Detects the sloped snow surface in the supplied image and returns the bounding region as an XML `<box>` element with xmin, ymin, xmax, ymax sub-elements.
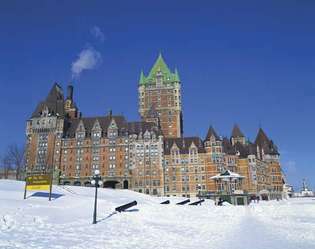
<box><xmin>0</xmin><ymin>180</ymin><xmax>314</xmax><ymax>249</ymax></box>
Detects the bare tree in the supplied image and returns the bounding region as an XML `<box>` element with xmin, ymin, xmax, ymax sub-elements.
<box><xmin>7</xmin><ymin>144</ymin><xmax>25</xmax><ymax>180</ymax></box>
<box><xmin>0</xmin><ymin>144</ymin><xmax>25</xmax><ymax>180</ymax></box>
<box><xmin>0</xmin><ymin>153</ymin><xmax>13</xmax><ymax>179</ymax></box>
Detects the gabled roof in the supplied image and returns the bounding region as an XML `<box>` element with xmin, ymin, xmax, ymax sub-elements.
<box><xmin>64</xmin><ymin>114</ymin><xmax>161</xmax><ymax>138</ymax></box>
<box><xmin>64</xmin><ymin>115</ymin><xmax>127</xmax><ymax>138</ymax></box>
<box><xmin>205</xmin><ymin>125</ymin><xmax>220</xmax><ymax>141</ymax></box>
<box><xmin>164</xmin><ymin>137</ymin><xmax>205</xmax><ymax>155</ymax></box>
<box><xmin>231</xmin><ymin>124</ymin><xmax>245</xmax><ymax>138</ymax></box>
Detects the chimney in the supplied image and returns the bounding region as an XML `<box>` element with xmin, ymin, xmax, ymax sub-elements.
<box><xmin>67</xmin><ymin>85</ymin><xmax>74</xmax><ymax>100</ymax></box>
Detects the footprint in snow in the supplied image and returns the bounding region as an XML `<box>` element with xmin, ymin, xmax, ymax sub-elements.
<box><xmin>1</xmin><ymin>215</ymin><xmax>15</xmax><ymax>231</ymax></box>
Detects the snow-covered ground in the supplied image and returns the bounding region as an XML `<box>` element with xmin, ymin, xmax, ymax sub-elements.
<box><xmin>0</xmin><ymin>180</ymin><xmax>314</xmax><ymax>249</ymax></box>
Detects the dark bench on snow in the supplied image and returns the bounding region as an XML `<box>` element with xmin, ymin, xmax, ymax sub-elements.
<box><xmin>217</xmin><ymin>199</ymin><xmax>224</xmax><ymax>206</ymax></box>
<box><xmin>189</xmin><ymin>199</ymin><xmax>205</xmax><ymax>206</ymax></box>
<box><xmin>160</xmin><ymin>200</ymin><xmax>170</xmax><ymax>204</ymax></box>
<box><xmin>115</xmin><ymin>201</ymin><xmax>137</xmax><ymax>212</ymax></box>
<box><xmin>176</xmin><ymin>199</ymin><xmax>190</xmax><ymax>205</ymax></box>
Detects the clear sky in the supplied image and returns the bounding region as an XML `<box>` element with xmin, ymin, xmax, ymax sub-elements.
<box><xmin>0</xmin><ymin>0</ymin><xmax>314</xmax><ymax>190</ymax></box>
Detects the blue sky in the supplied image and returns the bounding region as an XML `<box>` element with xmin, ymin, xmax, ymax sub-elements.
<box><xmin>0</xmin><ymin>0</ymin><xmax>314</xmax><ymax>190</ymax></box>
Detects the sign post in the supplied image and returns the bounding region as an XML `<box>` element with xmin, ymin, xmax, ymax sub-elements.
<box><xmin>49</xmin><ymin>171</ymin><xmax>53</xmax><ymax>201</ymax></box>
<box><xmin>24</xmin><ymin>173</ymin><xmax>53</xmax><ymax>201</ymax></box>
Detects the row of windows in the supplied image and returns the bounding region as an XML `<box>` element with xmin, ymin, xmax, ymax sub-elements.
<box><xmin>38</xmin><ymin>142</ymin><xmax>48</xmax><ymax>147</ymax></box>
<box><xmin>63</xmin><ymin>154</ymin><xmax>130</xmax><ymax>162</ymax></box>
<box><xmin>63</xmin><ymin>146</ymin><xmax>129</xmax><ymax>154</ymax></box>
<box><xmin>65</xmin><ymin>138</ymin><xmax>130</xmax><ymax>146</ymax></box>
<box><xmin>137</xmin><ymin>170</ymin><xmax>157</xmax><ymax>176</ymax></box>
<box><xmin>134</xmin><ymin>180</ymin><xmax>160</xmax><ymax>187</ymax></box>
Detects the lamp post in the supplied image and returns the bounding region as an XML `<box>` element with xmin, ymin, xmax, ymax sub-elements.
<box><xmin>197</xmin><ymin>183</ymin><xmax>201</xmax><ymax>199</ymax></box>
<box><xmin>91</xmin><ymin>169</ymin><xmax>103</xmax><ymax>224</ymax></box>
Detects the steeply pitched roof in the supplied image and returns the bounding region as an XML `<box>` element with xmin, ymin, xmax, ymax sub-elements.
<box><xmin>231</xmin><ymin>124</ymin><xmax>245</xmax><ymax>138</ymax></box>
<box><xmin>139</xmin><ymin>53</ymin><xmax>180</xmax><ymax>86</ymax></box>
<box><xmin>205</xmin><ymin>126</ymin><xmax>220</xmax><ymax>141</ymax></box>
<box><xmin>31</xmin><ymin>83</ymin><xmax>65</xmax><ymax>118</ymax></box>
<box><xmin>64</xmin><ymin>115</ymin><xmax>126</xmax><ymax>138</ymax></box>
<box><xmin>254</xmin><ymin>128</ymin><xmax>279</xmax><ymax>156</ymax></box>
<box><xmin>139</xmin><ymin>70</ymin><xmax>146</xmax><ymax>85</ymax></box>
<box><xmin>164</xmin><ymin>137</ymin><xmax>205</xmax><ymax>155</ymax></box>
<box><xmin>268</xmin><ymin>140</ymin><xmax>279</xmax><ymax>155</ymax></box>
<box><xmin>64</xmin><ymin>115</ymin><xmax>161</xmax><ymax>138</ymax></box>
<box><xmin>127</xmin><ymin>121</ymin><xmax>162</xmax><ymax>136</ymax></box>
<box><xmin>174</xmin><ymin>68</ymin><xmax>180</xmax><ymax>81</ymax></box>
<box><xmin>46</xmin><ymin>83</ymin><xmax>64</xmax><ymax>102</ymax></box>
<box><xmin>222</xmin><ymin>137</ymin><xmax>236</xmax><ymax>155</ymax></box>
<box><xmin>148</xmin><ymin>53</ymin><xmax>171</xmax><ymax>79</ymax></box>
<box><xmin>255</xmin><ymin>128</ymin><xmax>269</xmax><ymax>145</ymax></box>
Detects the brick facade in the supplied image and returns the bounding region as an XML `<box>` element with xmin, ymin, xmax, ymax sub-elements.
<box><xmin>25</xmin><ymin>55</ymin><xmax>284</xmax><ymax>200</ymax></box>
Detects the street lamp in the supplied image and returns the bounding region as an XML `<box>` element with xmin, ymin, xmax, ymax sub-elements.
<box><xmin>91</xmin><ymin>169</ymin><xmax>103</xmax><ymax>224</ymax></box>
<box><xmin>197</xmin><ymin>183</ymin><xmax>202</xmax><ymax>199</ymax></box>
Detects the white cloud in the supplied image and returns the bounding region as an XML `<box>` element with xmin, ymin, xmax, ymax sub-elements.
<box><xmin>71</xmin><ymin>47</ymin><xmax>102</xmax><ymax>79</ymax></box>
<box><xmin>90</xmin><ymin>26</ymin><xmax>105</xmax><ymax>42</ymax></box>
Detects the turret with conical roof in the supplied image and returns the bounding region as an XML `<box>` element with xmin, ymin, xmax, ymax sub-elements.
<box><xmin>255</xmin><ymin>128</ymin><xmax>280</xmax><ymax>160</ymax></box>
<box><xmin>138</xmin><ymin>53</ymin><xmax>183</xmax><ymax>138</ymax></box>
<box><xmin>255</xmin><ymin>128</ymin><xmax>269</xmax><ymax>146</ymax></box>
<box><xmin>231</xmin><ymin>124</ymin><xmax>246</xmax><ymax>145</ymax></box>
<box><xmin>205</xmin><ymin>125</ymin><xmax>220</xmax><ymax>141</ymax></box>
<box><xmin>139</xmin><ymin>70</ymin><xmax>146</xmax><ymax>85</ymax></box>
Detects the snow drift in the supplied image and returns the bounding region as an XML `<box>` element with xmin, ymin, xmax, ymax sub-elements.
<box><xmin>0</xmin><ymin>180</ymin><xmax>314</xmax><ymax>249</ymax></box>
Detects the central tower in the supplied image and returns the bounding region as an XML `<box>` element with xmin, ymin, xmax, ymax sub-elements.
<box><xmin>138</xmin><ymin>53</ymin><xmax>183</xmax><ymax>138</ymax></box>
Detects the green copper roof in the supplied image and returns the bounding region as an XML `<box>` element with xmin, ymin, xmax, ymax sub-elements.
<box><xmin>147</xmin><ymin>53</ymin><xmax>171</xmax><ymax>79</ymax></box>
<box><xmin>174</xmin><ymin>68</ymin><xmax>180</xmax><ymax>81</ymax></box>
<box><xmin>139</xmin><ymin>53</ymin><xmax>180</xmax><ymax>86</ymax></box>
<box><xmin>139</xmin><ymin>70</ymin><xmax>146</xmax><ymax>85</ymax></box>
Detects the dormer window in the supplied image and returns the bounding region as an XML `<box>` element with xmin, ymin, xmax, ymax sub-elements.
<box><xmin>76</xmin><ymin>132</ymin><xmax>85</xmax><ymax>139</ymax></box>
<box><xmin>156</xmin><ymin>71</ymin><xmax>163</xmax><ymax>86</ymax></box>
<box><xmin>93</xmin><ymin>132</ymin><xmax>101</xmax><ymax>138</ymax></box>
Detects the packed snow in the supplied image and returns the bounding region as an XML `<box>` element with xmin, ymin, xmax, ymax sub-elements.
<box><xmin>0</xmin><ymin>180</ymin><xmax>314</xmax><ymax>249</ymax></box>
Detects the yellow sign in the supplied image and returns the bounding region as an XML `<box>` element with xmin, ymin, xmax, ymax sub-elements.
<box><xmin>26</xmin><ymin>184</ymin><xmax>50</xmax><ymax>191</ymax></box>
<box><xmin>26</xmin><ymin>175</ymin><xmax>51</xmax><ymax>191</ymax></box>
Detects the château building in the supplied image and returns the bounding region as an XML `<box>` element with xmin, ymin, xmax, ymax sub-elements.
<box><xmin>25</xmin><ymin>54</ymin><xmax>284</xmax><ymax>200</ymax></box>
<box><xmin>139</xmin><ymin>53</ymin><xmax>183</xmax><ymax>138</ymax></box>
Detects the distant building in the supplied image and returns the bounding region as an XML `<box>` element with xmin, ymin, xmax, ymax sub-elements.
<box><xmin>294</xmin><ymin>179</ymin><xmax>313</xmax><ymax>197</ymax></box>
<box><xmin>25</xmin><ymin>54</ymin><xmax>285</xmax><ymax>199</ymax></box>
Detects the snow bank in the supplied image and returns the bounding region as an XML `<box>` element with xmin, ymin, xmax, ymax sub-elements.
<box><xmin>0</xmin><ymin>180</ymin><xmax>314</xmax><ymax>249</ymax></box>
